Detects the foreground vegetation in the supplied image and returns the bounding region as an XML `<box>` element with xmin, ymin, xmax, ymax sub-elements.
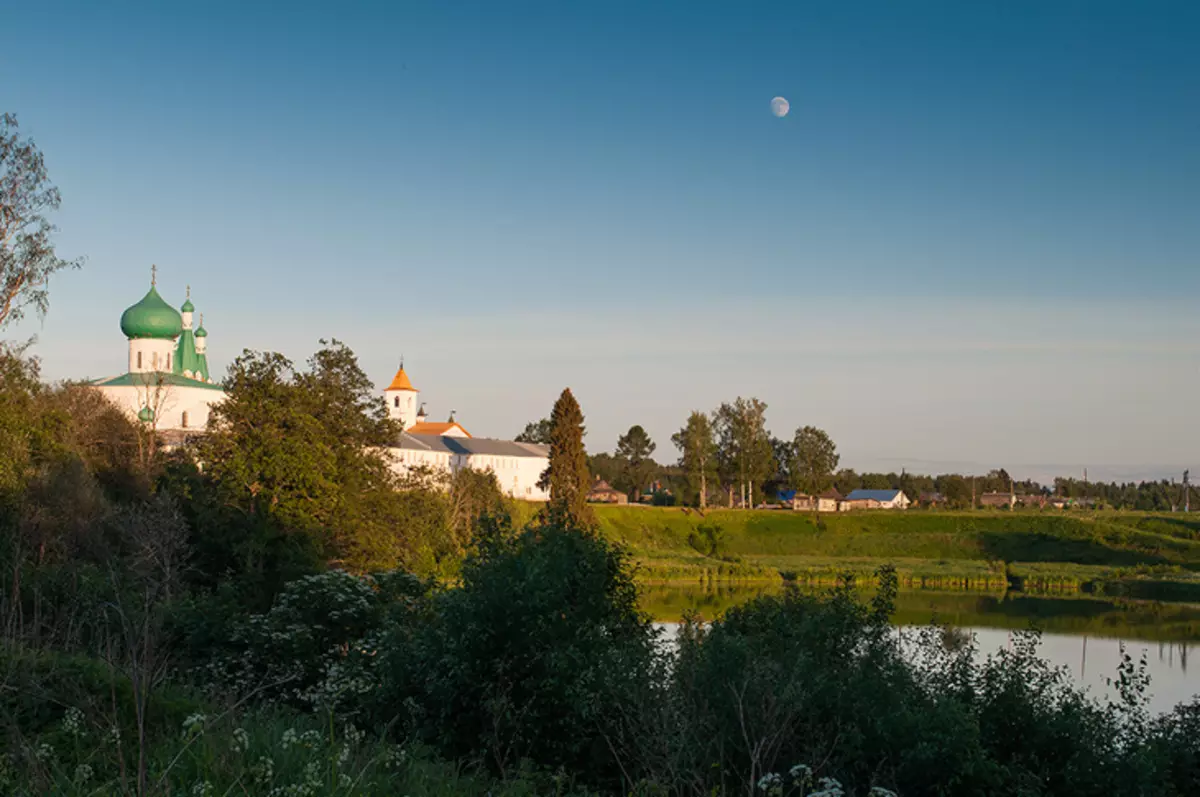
<box><xmin>5</xmin><ymin>525</ymin><xmax>1200</xmax><ymax>796</ymax></box>
<box><xmin>594</xmin><ymin>506</ymin><xmax>1200</xmax><ymax>597</ymax></box>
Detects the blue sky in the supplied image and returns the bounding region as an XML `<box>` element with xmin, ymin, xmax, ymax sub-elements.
<box><xmin>3</xmin><ymin>1</ymin><xmax>1198</xmax><ymax>481</ymax></box>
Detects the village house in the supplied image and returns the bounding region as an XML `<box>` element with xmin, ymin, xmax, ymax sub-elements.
<box><xmin>841</xmin><ymin>489</ymin><xmax>911</xmax><ymax>510</ymax></box>
<box><xmin>791</xmin><ymin>488</ymin><xmax>843</xmax><ymax>513</ymax></box>
<box><xmin>588</xmin><ymin>478</ymin><xmax>628</xmax><ymax>505</ymax></box>
<box><xmin>980</xmin><ymin>492</ymin><xmax>1050</xmax><ymax>509</ymax></box>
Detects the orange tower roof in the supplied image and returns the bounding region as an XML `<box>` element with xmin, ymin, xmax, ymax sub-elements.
<box><xmin>386</xmin><ymin>366</ymin><xmax>416</xmax><ymax>392</ymax></box>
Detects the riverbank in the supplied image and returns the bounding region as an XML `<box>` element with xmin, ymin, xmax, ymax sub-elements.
<box><xmin>594</xmin><ymin>505</ymin><xmax>1200</xmax><ymax>599</ymax></box>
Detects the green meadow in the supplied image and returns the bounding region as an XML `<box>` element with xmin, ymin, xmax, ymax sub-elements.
<box><xmin>593</xmin><ymin>506</ymin><xmax>1200</xmax><ymax>598</ymax></box>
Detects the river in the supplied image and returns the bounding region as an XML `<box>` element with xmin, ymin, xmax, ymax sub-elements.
<box><xmin>642</xmin><ymin>583</ymin><xmax>1200</xmax><ymax>715</ymax></box>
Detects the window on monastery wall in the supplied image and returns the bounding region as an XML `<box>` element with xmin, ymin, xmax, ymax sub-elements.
<box><xmin>394</xmin><ymin>396</ymin><xmax>399</xmax><ymax>408</ymax></box>
<box><xmin>137</xmin><ymin>352</ymin><xmax>143</xmax><ymax>369</ymax></box>
<box><xmin>181</xmin><ymin>411</ymin><xmax>189</xmax><ymax>429</ymax></box>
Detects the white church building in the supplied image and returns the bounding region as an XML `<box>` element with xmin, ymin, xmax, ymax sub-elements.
<box><xmin>381</xmin><ymin>363</ymin><xmax>551</xmax><ymax>502</ymax></box>
<box><xmin>90</xmin><ymin>272</ymin><xmax>548</xmax><ymax>501</ymax></box>
<box><xmin>92</xmin><ymin>269</ymin><xmax>226</xmax><ymax>433</ymax></box>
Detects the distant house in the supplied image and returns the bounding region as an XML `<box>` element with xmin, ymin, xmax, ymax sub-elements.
<box><xmin>588</xmin><ymin>478</ymin><xmax>628</xmax><ymax>505</ymax></box>
<box><xmin>919</xmin><ymin>491</ymin><xmax>947</xmax><ymax>507</ymax></box>
<box><xmin>982</xmin><ymin>492</ymin><xmax>1050</xmax><ymax>509</ymax></box>
<box><xmin>792</xmin><ymin>488</ymin><xmax>843</xmax><ymax>513</ymax></box>
<box><xmin>842</xmin><ymin>489</ymin><xmax>910</xmax><ymax>510</ymax></box>
<box><xmin>979</xmin><ymin>492</ymin><xmax>1014</xmax><ymax>509</ymax></box>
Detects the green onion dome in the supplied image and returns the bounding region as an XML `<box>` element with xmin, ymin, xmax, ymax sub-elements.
<box><xmin>120</xmin><ymin>286</ymin><xmax>183</xmax><ymax>340</ymax></box>
<box><xmin>194</xmin><ymin>322</ymin><xmax>207</xmax><ymax>338</ymax></box>
<box><xmin>137</xmin><ymin>406</ymin><xmax>155</xmax><ymax>423</ymax></box>
<box><xmin>181</xmin><ymin>297</ymin><xmax>194</xmax><ymax>313</ymax></box>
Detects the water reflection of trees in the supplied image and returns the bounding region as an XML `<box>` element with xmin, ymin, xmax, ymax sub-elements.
<box><xmin>639</xmin><ymin>582</ymin><xmax>1200</xmax><ymax>643</ymax></box>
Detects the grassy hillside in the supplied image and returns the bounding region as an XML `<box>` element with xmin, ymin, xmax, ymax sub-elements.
<box><xmin>593</xmin><ymin>506</ymin><xmax>1200</xmax><ymax>596</ymax></box>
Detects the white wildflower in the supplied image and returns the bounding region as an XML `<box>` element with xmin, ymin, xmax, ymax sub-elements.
<box><xmin>33</xmin><ymin>742</ymin><xmax>53</xmax><ymax>763</ymax></box>
<box><xmin>304</xmin><ymin>759</ymin><xmax>322</xmax><ymax>787</ymax></box>
<box><xmin>250</xmin><ymin>756</ymin><xmax>275</xmax><ymax>784</ymax></box>
<box><xmin>300</xmin><ymin>729</ymin><xmax>322</xmax><ymax>749</ymax></box>
<box><xmin>281</xmin><ymin>728</ymin><xmax>298</xmax><ymax>749</ymax></box>
<box><xmin>181</xmin><ymin>713</ymin><xmax>207</xmax><ymax>738</ymax></box>
<box><xmin>106</xmin><ymin>725</ymin><xmax>122</xmax><ymax>745</ymax></box>
<box><xmin>790</xmin><ymin>764</ymin><xmax>813</xmax><ymax>782</ymax></box>
<box><xmin>62</xmin><ymin>707</ymin><xmax>85</xmax><ymax>738</ymax></box>
<box><xmin>191</xmin><ymin>782</ymin><xmax>214</xmax><ymax>797</ymax></box>
<box><xmin>342</xmin><ymin>723</ymin><xmax>364</xmax><ymax>747</ymax></box>
<box><xmin>338</xmin><ymin>773</ymin><xmax>352</xmax><ymax>788</ymax></box>
<box><xmin>231</xmin><ymin>727</ymin><xmax>250</xmax><ymax>753</ymax></box>
<box><xmin>869</xmin><ymin>788</ymin><xmax>898</xmax><ymax>797</ymax></box>
<box><xmin>383</xmin><ymin>745</ymin><xmax>408</xmax><ymax>770</ymax></box>
<box><xmin>807</xmin><ymin>777</ymin><xmax>846</xmax><ymax>797</ymax></box>
<box><xmin>73</xmin><ymin>763</ymin><xmax>93</xmax><ymax>783</ymax></box>
<box><xmin>757</xmin><ymin>772</ymin><xmax>784</xmax><ymax>796</ymax></box>
<box><xmin>338</xmin><ymin>743</ymin><xmax>351</xmax><ymax>765</ymax></box>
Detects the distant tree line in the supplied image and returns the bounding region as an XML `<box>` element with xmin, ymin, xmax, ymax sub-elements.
<box><xmin>522</xmin><ymin>404</ymin><xmax>1199</xmax><ymax>512</ymax></box>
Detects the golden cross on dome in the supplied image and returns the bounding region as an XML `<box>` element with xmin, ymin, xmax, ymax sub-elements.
<box><xmin>151</xmin><ymin>264</ymin><xmax>157</xmax><ymax>286</ymax></box>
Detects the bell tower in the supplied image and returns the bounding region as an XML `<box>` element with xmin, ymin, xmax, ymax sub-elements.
<box><xmin>383</xmin><ymin>358</ymin><xmax>419</xmax><ymax>429</ymax></box>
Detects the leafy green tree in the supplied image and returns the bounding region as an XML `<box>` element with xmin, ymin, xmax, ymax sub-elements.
<box><xmin>514</xmin><ymin>417</ymin><xmax>553</xmax><ymax>444</ymax></box>
<box><xmin>938</xmin><ymin>474</ymin><xmax>972</xmax><ymax>508</ymax></box>
<box><xmin>614</xmin><ymin>424</ymin><xmax>657</xmax><ymax>500</ymax></box>
<box><xmin>672</xmin><ymin>411</ymin><xmax>717</xmax><ymax>509</ymax></box>
<box><xmin>542</xmin><ymin>388</ymin><xmax>594</xmax><ymax>529</ymax></box>
<box><xmin>448</xmin><ymin>465</ymin><xmax>508</xmax><ymax>554</ymax></box>
<box><xmin>1</xmin><ymin>113</ymin><xmax>82</xmax><ymax>329</ymax></box>
<box><xmin>713</xmin><ymin>397</ymin><xmax>775</xmax><ymax>508</ymax></box>
<box><xmin>765</xmin><ymin>435</ymin><xmax>795</xmax><ymax>501</ymax></box>
<box><xmin>194</xmin><ymin>342</ymin><xmax>405</xmax><ymax>577</ymax></box>
<box><xmin>791</xmin><ymin>426</ymin><xmax>839</xmax><ymax>500</ymax></box>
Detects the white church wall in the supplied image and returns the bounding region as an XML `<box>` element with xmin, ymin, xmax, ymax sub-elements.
<box><xmin>382</xmin><ymin>444</ymin><xmax>550</xmax><ymax>502</ymax></box>
<box><xmin>97</xmin><ymin>383</ymin><xmax>226</xmax><ymax>432</ymax></box>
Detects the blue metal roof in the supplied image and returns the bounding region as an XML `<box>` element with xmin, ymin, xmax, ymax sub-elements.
<box><xmin>844</xmin><ymin>489</ymin><xmax>903</xmax><ymax>502</ymax></box>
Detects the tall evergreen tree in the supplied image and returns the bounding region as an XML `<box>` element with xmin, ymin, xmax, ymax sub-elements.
<box><xmin>614</xmin><ymin>424</ymin><xmax>657</xmax><ymax>500</ymax></box>
<box><xmin>543</xmin><ymin>388</ymin><xmax>594</xmax><ymax>529</ymax></box>
<box><xmin>672</xmin><ymin>411</ymin><xmax>717</xmax><ymax>509</ymax></box>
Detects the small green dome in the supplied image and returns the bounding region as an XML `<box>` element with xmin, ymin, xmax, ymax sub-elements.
<box><xmin>194</xmin><ymin>325</ymin><xmax>207</xmax><ymax>338</ymax></box>
<box><xmin>137</xmin><ymin>406</ymin><xmax>155</xmax><ymax>423</ymax></box>
<box><xmin>120</xmin><ymin>286</ymin><xmax>183</xmax><ymax>340</ymax></box>
<box><xmin>181</xmin><ymin>298</ymin><xmax>194</xmax><ymax>313</ymax></box>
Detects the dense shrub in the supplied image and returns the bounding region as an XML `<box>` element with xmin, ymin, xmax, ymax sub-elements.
<box><xmin>193</xmin><ymin>569</ymin><xmax>435</xmax><ymax>714</ymax></box>
<box><xmin>379</xmin><ymin>519</ymin><xmax>662</xmax><ymax>785</ymax></box>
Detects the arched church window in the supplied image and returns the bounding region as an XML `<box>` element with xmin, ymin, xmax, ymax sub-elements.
<box><xmin>394</xmin><ymin>396</ymin><xmax>399</xmax><ymax>408</ymax></box>
<box><xmin>137</xmin><ymin>352</ymin><xmax>143</xmax><ymax>369</ymax></box>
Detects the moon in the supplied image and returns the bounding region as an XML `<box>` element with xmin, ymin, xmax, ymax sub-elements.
<box><xmin>770</xmin><ymin>96</ymin><xmax>790</xmax><ymax>118</ymax></box>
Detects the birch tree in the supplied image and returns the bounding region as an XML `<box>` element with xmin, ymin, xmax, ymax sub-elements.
<box><xmin>0</xmin><ymin>113</ymin><xmax>82</xmax><ymax>329</ymax></box>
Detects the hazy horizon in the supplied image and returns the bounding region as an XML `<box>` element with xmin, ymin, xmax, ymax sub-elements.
<box><xmin>4</xmin><ymin>1</ymin><xmax>1197</xmax><ymax>482</ymax></box>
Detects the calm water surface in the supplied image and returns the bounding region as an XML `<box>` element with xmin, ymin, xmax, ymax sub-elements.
<box><xmin>644</xmin><ymin>583</ymin><xmax>1200</xmax><ymax>715</ymax></box>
